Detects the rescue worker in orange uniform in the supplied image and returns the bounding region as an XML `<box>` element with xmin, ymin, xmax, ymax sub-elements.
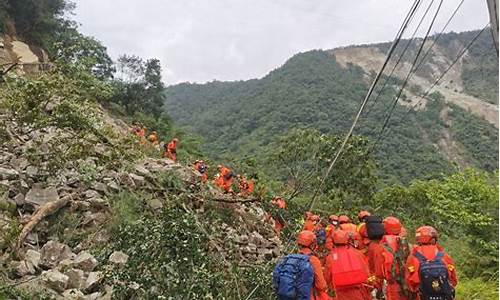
<box><xmin>237</xmin><ymin>175</ymin><xmax>255</xmax><ymax>196</ymax></box>
<box><xmin>339</xmin><ymin>215</ymin><xmax>361</xmax><ymax>248</ymax></box>
<box><xmin>164</xmin><ymin>138</ymin><xmax>178</xmax><ymax>162</ymax></box>
<box><xmin>324</xmin><ymin>230</ymin><xmax>371</xmax><ymax>300</ymax></box>
<box><xmin>193</xmin><ymin>160</ymin><xmax>208</xmax><ymax>183</ymax></box>
<box><xmin>339</xmin><ymin>215</ymin><xmax>357</xmax><ymax>233</ymax></box>
<box><xmin>214</xmin><ymin>165</ymin><xmax>234</xmax><ymax>193</ymax></box>
<box><xmin>366</xmin><ymin>228</ymin><xmax>386</xmax><ymax>298</ymax></box>
<box><xmin>405</xmin><ymin>226</ymin><xmax>457</xmax><ymax>300</ymax></box>
<box><xmin>296</xmin><ymin>230</ymin><xmax>330</xmax><ymax>300</ymax></box>
<box><xmin>324</xmin><ymin>215</ymin><xmax>339</xmax><ymax>251</ymax></box>
<box><xmin>380</xmin><ymin>217</ymin><xmax>410</xmax><ymax>300</ymax></box>
<box><xmin>304</xmin><ymin>214</ymin><xmax>320</xmax><ymax>231</ymax></box>
<box><xmin>270</xmin><ymin>196</ymin><xmax>287</xmax><ymax>234</ymax></box>
<box><xmin>148</xmin><ymin>130</ymin><xmax>159</xmax><ymax>145</ymax></box>
<box><xmin>357</xmin><ymin>222</ymin><xmax>370</xmax><ymax>256</ymax></box>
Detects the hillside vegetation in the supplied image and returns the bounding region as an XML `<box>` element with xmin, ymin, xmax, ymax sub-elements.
<box><xmin>0</xmin><ymin>1</ymin><xmax>498</xmax><ymax>299</ymax></box>
<box><xmin>165</xmin><ymin>31</ymin><xmax>498</xmax><ymax>183</ymax></box>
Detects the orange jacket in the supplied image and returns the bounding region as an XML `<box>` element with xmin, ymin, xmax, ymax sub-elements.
<box><xmin>167</xmin><ymin>140</ymin><xmax>177</xmax><ymax>152</ymax></box>
<box><xmin>405</xmin><ymin>245</ymin><xmax>457</xmax><ymax>294</ymax></box>
<box><xmin>367</xmin><ymin>240</ymin><xmax>385</xmax><ymax>289</ymax></box>
<box><xmin>303</xmin><ymin>220</ymin><xmax>316</xmax><ymax>231</ymax></box>
<box><xmin>299</xmin><ymin>248</ymin><xmax>329</xmax><ymax>300</ymax></box>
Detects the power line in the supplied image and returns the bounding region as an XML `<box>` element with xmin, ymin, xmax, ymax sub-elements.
<box><xmin>363</xmin><ymin>0</ymin><xmax>466</xmax><ymax>137</ymax></box>
<box><xmin>307</xmin><ymin>0</ymin><xmax>424</xmax><ymax>211</ymax></box>
<box><xmin>406</xmin><ymin>24</ymin><xmax>490</xmax><ymax>114</ymax></box>
<box><xmin>367</xmin><ymin>23</ymin><xmax>489</xmax><ymax>159</ymax></box>
<box><xmin>370</xmin><ymin>0</ymin><xmax>444</xmax><ymax>150</ymax></box>
<box><xmin>363</xmin><ymin>0</ymin><xmax>434</xmax><ymax>118</ymax></box>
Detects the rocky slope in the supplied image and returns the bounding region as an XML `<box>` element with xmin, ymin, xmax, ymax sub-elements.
<box><xmin>0</xmin><ymin>95</ymin><xmax>280</xmax><ymax>298</ymax></box>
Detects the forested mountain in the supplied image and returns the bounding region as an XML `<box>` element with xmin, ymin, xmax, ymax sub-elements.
<box><xmin>165</xmin><ymin>29</ymin><xmax>499</xmax><ymax>184</ymax></box>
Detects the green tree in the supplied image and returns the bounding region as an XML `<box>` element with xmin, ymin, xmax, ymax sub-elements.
<box><xmin>112</xmin><ymin>55</ymin><xmax>166</xmax><ymax>118</ymax></box>
<box><xmin>271</xmin><ymin>128</ymin><xmax>377</xmax><ymax>206</ymax></box>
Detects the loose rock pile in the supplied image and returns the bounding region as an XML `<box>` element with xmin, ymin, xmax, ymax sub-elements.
<box><xmin>0</xmin><ymin>106</ymin><xmax>281</xmax><ymax>296</ymax></box>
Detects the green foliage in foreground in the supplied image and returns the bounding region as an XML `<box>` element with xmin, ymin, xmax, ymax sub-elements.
<box><xmin>371</xmin><ymin>169</ymin><xmax>498</xmax><ymax>278</ymax></box>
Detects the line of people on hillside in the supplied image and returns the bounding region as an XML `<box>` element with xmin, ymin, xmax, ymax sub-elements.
<box><xmin>273</xmin><ymin>210</ymin><xmax>457</xmax><ymax>300</ymax></box>
<box><xmin>131</xmin><ymin>123</ymin><xmax>179</xmax><ymax>162</ymax></box>
<box><xmin>130</xmin><ymin>123</ymin><xmax>257</xmax><ymax>196</ymax></box>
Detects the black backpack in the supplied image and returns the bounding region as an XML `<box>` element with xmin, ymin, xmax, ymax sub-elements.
<box><xmin>414</xmin><ymin>251</ymin><xmax>454</xmax><ymax>300</ymax></box>
<box><xmin>365</xmin><ymin>216</ymin><xmax>385</xmax><ymax>240</ymax></box>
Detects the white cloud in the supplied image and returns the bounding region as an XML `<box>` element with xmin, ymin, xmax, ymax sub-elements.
<box><xmin>73</xmin><ymin>0</ymin><xmax>491</xmax><ymax>84</ymax></box>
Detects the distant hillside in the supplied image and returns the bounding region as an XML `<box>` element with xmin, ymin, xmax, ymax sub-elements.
<box><xmin>165</xmin><ymin>29</ymin><xmax>498</xmax><ymax>184</ymax></box>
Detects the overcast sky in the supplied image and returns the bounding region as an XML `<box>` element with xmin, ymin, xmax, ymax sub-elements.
<box><xmin>72</xmin><ymin>0</ymin><xmax>490</xmax><ymax>85</ymax></box>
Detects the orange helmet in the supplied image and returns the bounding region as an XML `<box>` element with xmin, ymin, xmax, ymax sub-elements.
<box><xmin>329</xmin><ymin>215</ymin><xmax>339</xmax><ymax>223</ymax></box>
<box><xmin>311</xmin><ymin>215</ymin><xmax>320</xmax><ymax>222</ymax></box>
<box><xmin>415</xmin><ymin>226</ymin><xmax>438</xmax><ymax>245</ymax></box>
<box><xmin>333</xmin><ymin>230</ymin><xmax>349</xmax><ymax>245</ymax></box>
<box><xmin>383</xmin><ymin>216</ymin><xmax>402</xmax><ymax>235</ymax></box>
<box><xmin>358</xmin><ymin>223</ymin><xmax>368</xmax><ymax>238</ymax></box>
<box><xmin>358</xmin><ymin>210</ymin><xmax>371</xmax><ymax>222</ymax></box>
<box><xmin>297</xmin><ymin>230</ymin><xmax>317</xmax><ymax>248</ymax></box>
<box><xmin>338</xmin><ymin>215</ymin><xmax>350</xmax><ymax>224</ymax></box>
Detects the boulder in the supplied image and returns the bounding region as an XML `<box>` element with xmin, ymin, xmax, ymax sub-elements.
<box><xmin>134</xmin><ymin>165</ymin><xmax>151</xmax><ymax>176</ymax></box>
<box><xmin>84</xmin><ymin>190</ymin><xmax>100</xmax><ymax>199</ymax></box>
<box><xmin>84</xmin><ymin>271</ymin><xmax>103</xmax><ymax>293</ymax></box>
<box><xmin>72</xmin><ymin>251</ymin><xmax>98</xmax><ymax>272</ymax></box>
<box><xmin>0</xmin><ymin>167</ymin><xmax>18</xmax><ymax>180</ymax></box>
<box><xmin>11</xmin><ymin>260</ymin><xmax>36</xmax><ymax>277</ymax></box>
<box><xmin>25</xmin><ymin>165</ymin><xmax>38</xmax><ymax>177</ymax></box>
<box><xmin>86</xmin><ymin>197</ymin><xmax>108</xmax><ymax>210</ymax></box>
<box><xmin>106</xmin><ymin>181</ymin><xmax>120</xmax><ymax>192</ymax></box>
<box><xmin>129</xmin><ymin>173</ymin><xmax>145</xmax><ymax>185</ymax></box>
<box><xmin>25</xmin><ymin>186</ymin><xmax>59</xmax><ymax>207</ymax></box>
<box><xmin>65</xmin><ymin>268</ymin><xmax>86</xmax><ymax>289</ymax></box>
<box><xmin>42</xmin><ymin>269</ymin><xmax>68</xmax><ymax>293</ymax></box>
<box><xmin>13</xmin><ymin>193</ymin><xmax>25</xmax><ymax>206</ymax></box>
<box><xmin>40</xmin><ymin>241</ymin><xmax>74</xmax><ymax>269</ymax></box>
<box><xmin>91</xmin><ymin>182</ymin><xmax>108</xmax><ymax>194</ymax></box>
<box><xmin>108</xmin><ymin>251</ymin><xmax>129</xmax><ymax>265</ymax></box>
<box><xmin>62</xmin><ymin>289</ymin><xmax>85</xmax><ymax>300</ymax></box>
<box><xmin>25</xmin><ymin>249</ymin><xmax>41</xmax><ymax>269</ymax></box>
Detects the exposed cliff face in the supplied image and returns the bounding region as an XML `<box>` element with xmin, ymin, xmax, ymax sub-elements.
<box><xmin>331</xmin><ymin>40</ymin><xmax>499</xmax><ymax>127</ymax></box>
<box><xmin>0</xmin><ymin>34</ymin><xmax>50</xmax><ymax>75</ymax></box>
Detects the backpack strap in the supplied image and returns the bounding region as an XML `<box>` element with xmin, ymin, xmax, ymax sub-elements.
<box><xmin>413</xmin><ymin>251</ymin><xmax>427</xmax><ymax>263</ymax></box>
<box><xmin>434</xmin><ymin>251</ymin><xmax>444</xmax><ymax>261</ymax></box>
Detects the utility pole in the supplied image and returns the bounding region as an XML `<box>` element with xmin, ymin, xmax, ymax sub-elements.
<box><xmin>487</xmin><ymin>0</ymin><xmax>499</xmax><ymax>55</ymax></box>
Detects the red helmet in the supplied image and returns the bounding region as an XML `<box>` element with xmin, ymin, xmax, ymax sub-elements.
<box><xmin>329</xmin><ymin>215</ymin><xmax>339</xmax><ymax>222</ymax></box>
<box><xmin>383</xmin><ymin>216</ymin><xmax>402</xmax><ymax>235</ymax></box>
<box><xmin>338</xmin><ymin>215</ymin><xmax>350</xmax><ymax>224</ymax></box>
<box><xmin>333</xmin><ymin>230</ymin><xmax>349</xmax><ymax>245</ymax></box>
<box><xmin>297</xmin><ymin>230</ymin><xmax>317</xmax><ymax>248</ymax></box>
<box><xmin>358</xmin><ymin>210</ymin><xmax>371</xmax><ymax>222</ymax></box>
<box><xmin>358</xmin><ymin>223</ymin><xmax>368</xmax><ymax>238</ymax></box>
<box><xmin>415</xmin><ymin>226</ymin><xmax>438</xmax><ymax>245</ymax></box>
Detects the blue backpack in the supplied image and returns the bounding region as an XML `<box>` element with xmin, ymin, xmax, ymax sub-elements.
<box><xmin>272</xmin><ymin>254</ymin><xmax>314</xmax><ymax>300</ymax></box>
<box><xmin>315</xmin><ymin>228</ymin><xmax>326</xmax><ymax>246</ymax></box>
<box><xmin>414</xmin><ymin>251</ymin><xmax>454</xmax><ymax>300</ymax></box>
